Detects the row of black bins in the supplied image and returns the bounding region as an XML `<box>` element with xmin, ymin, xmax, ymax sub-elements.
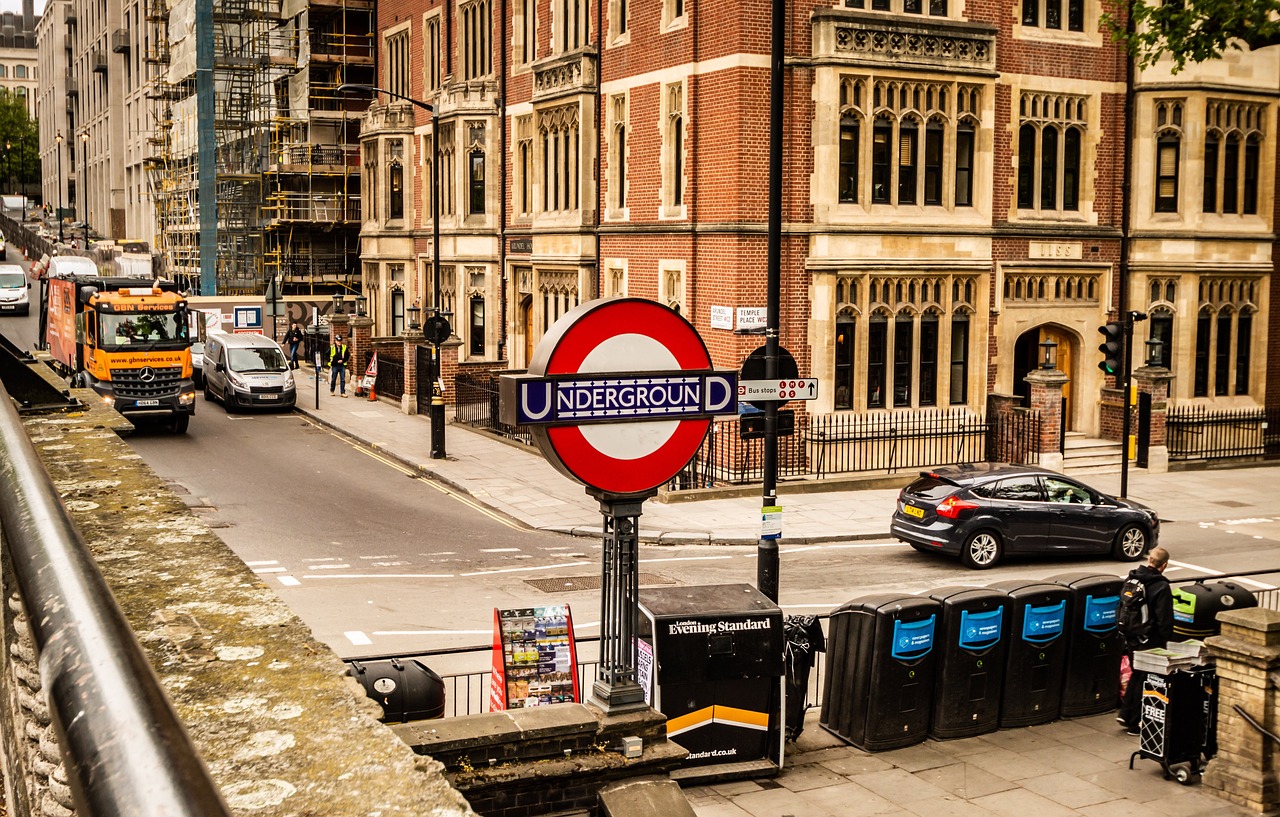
<box><xmin>820</xmin><ymin>572</ymin><xmax>1124</xmax><ymax>752</ymax></box>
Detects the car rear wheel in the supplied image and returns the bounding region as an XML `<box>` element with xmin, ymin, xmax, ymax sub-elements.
<box><xmin>1113</xmin><ymin>524</ymin><xmax>1148</xmax><ymax>561</ymax></box>
<box><xmin>961</xmin><ymin>530</ymin><xmax>1002</xmax><ymax>570</ymax></box>
<box><xmin>203</xmin><ymin>379</ymin><xmax>215</xmax><ymax>404</ymax></box>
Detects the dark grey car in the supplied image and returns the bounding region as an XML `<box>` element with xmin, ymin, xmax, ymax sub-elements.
<box><xmin>891</xmin><ymin>463</ymin><xmax>1159</xmax><ymax>569</ymax></box>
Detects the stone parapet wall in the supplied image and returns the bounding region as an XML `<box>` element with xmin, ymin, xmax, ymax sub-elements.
<box><xmin>0</xmin><ymin>375</ymin><xmax>476</xmax><ymax>816</ymax></box>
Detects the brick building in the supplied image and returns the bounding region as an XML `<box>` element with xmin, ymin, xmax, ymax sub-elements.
<box><xmin>357</xmin><ymin>0</ymin><xmax>1278</xmax><ymax>436</ymax></box>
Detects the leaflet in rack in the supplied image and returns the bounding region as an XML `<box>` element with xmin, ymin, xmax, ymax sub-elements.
<box><xmin>488</xmin><ymin>604</ymin><xmax>580</xmax><ymax>712</ymax></box>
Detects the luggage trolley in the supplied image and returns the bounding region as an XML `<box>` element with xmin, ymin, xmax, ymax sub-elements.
<box><xmin>1127</xmin><ymin>664</ymin><xmax>1216</xmax><ymax>784</ymax></box>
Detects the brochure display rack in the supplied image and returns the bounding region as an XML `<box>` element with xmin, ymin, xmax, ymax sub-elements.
<box><xmin>489</xmin><ymin>605</ymin><xmax>580</xmax><ymax>711</ymax></box>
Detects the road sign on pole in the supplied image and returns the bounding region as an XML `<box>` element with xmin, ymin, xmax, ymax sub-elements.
<box><xmin>738</xmin><ymin>379</ymin><xmax>818</xmax><ymax>402</ymax></box>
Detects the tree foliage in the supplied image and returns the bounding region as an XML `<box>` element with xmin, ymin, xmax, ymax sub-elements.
<box><xmin>0</xmin><ymin>91</ymin><xmax>38</xmax><ymax>195</ymax></box>
<box><xmin>1109</xmin><ymin>0</ymin><xmax>1280</xmax><ymax>72</ymax></box>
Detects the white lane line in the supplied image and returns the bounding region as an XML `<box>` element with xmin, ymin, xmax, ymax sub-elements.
<box><xmin>460</xmin><ymin>561</ymin><xmax>589</xmax><ymax>577</ymax></box>
<box><xmin>245</xmin><ymin>560</ymin><xmax>279</xmax><ymax>566</ymax></box>
<box><xmin>373</xmin><ymin>629</ymin><xmax>495</xmax><ymax>637</ymax></box>
<box><xmin>480</xmin><ymin>548</ymin><xmax>523</xmax><ymax>553</ymax></box>
<box><xmin>309</xmin><ymin>564</ymin><xmax>353</xmax><ymax>570</ymax></box>
<box><xmin>305</xmin><ymin>557</ymin><xmax>341</xmax><ymax>562</ymax></box>
<box><xmin>641</xmin><ymin>555</ymin><xmax>736</xmax><ymax>564</ymax></box>
<box><xmin>252</xmin><ymin>567</ymin><xmax>286</xmax><ymax>574</ymax></box>
<box><xmin>301</xmin><ymin>573</ymin><xmax>455</xmax><ymax>579</ymax></box>
<box><xmin>1169</xmin><ymin>559</ymin><xmax>1278</xmax><ymax>591</ymax></box>
<box><xmin>277</xmin><ymin>576</ymin><xmax>301</xmax><ymax>586</ymax></box>
<box><xmin>345</xmin><ymin>631</ymin><xmax>373</xmax><ymax>646</ymax></box>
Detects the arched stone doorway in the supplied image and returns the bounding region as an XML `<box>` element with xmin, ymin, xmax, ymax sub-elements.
<box><xmin>1013</xmin><ymin>324</ymin><xmax>1078</xmax><ymax>431</ymax></box>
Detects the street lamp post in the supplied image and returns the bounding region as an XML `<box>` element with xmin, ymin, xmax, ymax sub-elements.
<box><xmin>54</xmin><ymin>131</ymin><xmax>64</xmax><ymax>244</ymax></box>
<box><xmin>5</xmin><ymin>141</ymin><xmax>10</xmax><ymax>195</ymax></box>
<box><xmin>338</xmin><ymin>82</ymin><xmax>446</xmax><ymax>459</ymax></box>
<box><xmin>79</xmin><ymin>132</ymin><xmax>89</xmax><ymax>248</ymax></box>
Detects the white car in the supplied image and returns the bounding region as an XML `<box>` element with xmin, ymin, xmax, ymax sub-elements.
<box><xmin>190</xmin><ymin>341</ymin><xmax>205</xmax><ymax>387</ymax></box>
<box><xmin>0</xmin><ymin>264</ymin><xmax>30</xmax><ymax>315</ymax></box>
<box><xmin>0</xmin><ymin>233</ymin><xmax>7</xmax><ymax>260</ymax></box>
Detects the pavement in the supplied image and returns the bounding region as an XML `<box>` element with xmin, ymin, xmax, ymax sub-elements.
<box><xmin>288</xmin><ymin>367</ymin><xmax>1269</xmax><ymax>817</ymax></box>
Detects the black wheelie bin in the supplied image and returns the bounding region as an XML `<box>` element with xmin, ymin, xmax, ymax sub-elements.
<box><xmin>991</xmin><ymin>579</ymin><xmax>1072</xmax><ymax>727</ymax></box>
<box><xmin>1050</xmin><ymin>572</ymin><xmax>1123</xmax><ymax>717</ymax></box>
<box><xmin>928</xmin><ymin>586</ymin><xmax>1009</xmax><ymax>739</ymax></box>
<box><xmin>821</xmin><ymin>594</ymin><xmax>940</xmax><ymax>751</ymax></box>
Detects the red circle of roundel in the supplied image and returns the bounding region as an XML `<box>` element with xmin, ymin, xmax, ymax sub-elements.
<box><xmin>533</xmin><ymin>299</ymin><xmax>713</xmax><ymax>496</ymax></box>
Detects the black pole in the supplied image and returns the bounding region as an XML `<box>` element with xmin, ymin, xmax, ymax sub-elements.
<box><xmin>81</xmin><ymin>134</ymin><xmax>89</xmax><ymax>248</ymax></box>
<box><xmin>757</xmin><ymin>0</ymin><xmax>784</xmax><ymax>603</ymax></box>
<box><xmin>430</xmin><ymin>109</ymin><xmax>446</xmax><ymax>459</ymax></box>
<box><xmin>56</xmin><ymin>134</ymin><xmax>64</xmax><ymax>244</ymax></box>
<box><xmin>1120</xmin><ymin>314</ymin><xmax>1134</xmax><ymax>498</ymax></box>
<box><xmin>1117</xmin><ymin>0</ymin><xmax>1134</xmax><ymax>495</ymax></box>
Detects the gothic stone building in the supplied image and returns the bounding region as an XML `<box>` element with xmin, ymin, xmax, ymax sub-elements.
<box><xmin>357</xmin><ymin>0</ymin><xmax>1278</xmax><ymax>437</ymax></box>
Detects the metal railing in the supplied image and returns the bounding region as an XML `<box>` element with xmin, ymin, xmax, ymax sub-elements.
<box><xmin>0</xmin><ymin>382</ymin><xmax>230</xmax><ymax>816</ymax></box>
<box><xmin>809</xmin><ymin>408</ymin><xmax>988</xmax><ymax>477</ymax></box>
<box><xmin>374</xmin><ymin>354</ymin><xmax>405</xmax><ymax>401</ymax></box>
<box><xmin>1167</xmin><ymin>405</ymin><xmax>1280</xmax><ymax>463</ymax></box>
<box><xmin>453</xmin><ymin>371</ymin><xmax>534</xmax><ymax>445</ymax></box>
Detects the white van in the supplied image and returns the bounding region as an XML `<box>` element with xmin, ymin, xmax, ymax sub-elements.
<box><xmin>203</xmin><ymin>332</ymin><xmax>296</xmax><ymax>411</ymax></box>
<box><xmin>0</xmin><ymin>264</ymin><xmax>30</xmax><ymax>315</ymax></box>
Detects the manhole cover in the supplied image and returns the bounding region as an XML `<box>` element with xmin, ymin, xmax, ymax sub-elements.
<box><xmin>524</xmin><ymin>573</ymin><xmax>677</xmax><ymax>593</ymax></box>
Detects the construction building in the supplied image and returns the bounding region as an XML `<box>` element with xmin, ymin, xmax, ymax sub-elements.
<box><xmin>141</xmin><ymin>0</ymin><xmax>372</xmax><ymax>296</ymax></box>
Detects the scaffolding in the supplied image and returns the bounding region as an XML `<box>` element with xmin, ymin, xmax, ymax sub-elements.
<box><xmin>145</xmin><ymin>0</ymin><xmax>372</xmax><ymax>297</ymax></box>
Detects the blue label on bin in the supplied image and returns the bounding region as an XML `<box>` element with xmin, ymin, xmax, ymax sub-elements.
<box><xmin>1083</xmin><ymin>594</ymin><xmax>1119</xmax><ymax>633</ymax></box>
<box><xmin>891</xmin><ymin>615</ymin><xmax>936</xmax><ymax>661</ymax></box>
<box><xmin>958</xmin><ymin>607</ymin><xmax>1004</xmax><ymax>652</ymax></box>
<box><xmin>1021</xmin><ymin>601</ymin><xmax>1066</xmax><ymax>644</ymax></box>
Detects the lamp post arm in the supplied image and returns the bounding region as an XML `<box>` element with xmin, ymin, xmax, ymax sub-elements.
<box><xmin>335</xmin><ymin>83</ymin><xmax>434</xmax><ymax>114</ymax></box>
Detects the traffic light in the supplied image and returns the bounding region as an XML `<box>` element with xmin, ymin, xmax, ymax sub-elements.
<box><xmin>1098</xmin><ymin>321</ymin><xmax>1123</xmax><ymax>375</ymax></box>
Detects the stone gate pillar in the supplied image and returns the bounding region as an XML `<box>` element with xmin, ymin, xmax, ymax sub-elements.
<box><xmin>1023</xmin><ymin>367</ymin><xmax>1068</xmax><ymax>472</ymax></box>
<box><xmin>1203</xmin><ymin>608</ymin><xmax>1280</xmax><ymax>813</ymax></box>
<box><xmin>1131</xmin><ymin>363</ymin><xmax>1173</xmax><ymax>474</ymax></box>
<box><xmin>349</xmin><ymin>315</ymin><xmax>374</xmax><ymax>383</ymax></box>
<box><xmin>402</xmin><ymin>330</ymin><xmax>422</xmax><ymax>415</ymax></box>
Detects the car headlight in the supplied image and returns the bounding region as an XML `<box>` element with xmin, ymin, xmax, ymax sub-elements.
<box><xmin>178</xmin><ymin>391</ymin><xmax>196</xmax><ymax>406</ymax></box>
<box><xmin>284</xmin><ymin>372</ymin><xmax>295</xmax><ymax>390</ymax></box>
<box><xmin>227</xmin><ymin>370</ymin><xmax>247</xmax><ymax>388</ymax></box>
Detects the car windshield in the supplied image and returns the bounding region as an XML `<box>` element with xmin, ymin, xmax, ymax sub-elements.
<box><xmin>229</xmin><ymin>346</ymin><xmax>287</xmax><ymax>373</ymax></box>
<box><xmin>903</xmin><ymin>475</ymin><xmax>957</xmax><ymax>500</ymax></box>
<box><xmin>0</xmin><ymin>271</ymin><xmax>23</xmax><ymax>288</ymax></box>
<box><xmin>100</xmin><ymin>313</ymin><xmax>182</xmax><ymax>346</ymax></box>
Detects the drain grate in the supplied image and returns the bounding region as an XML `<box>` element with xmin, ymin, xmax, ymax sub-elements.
<box><xmin>524</xmin><ymin>573</ymin><xmax>677</xmax><ymax>593</ymax></box>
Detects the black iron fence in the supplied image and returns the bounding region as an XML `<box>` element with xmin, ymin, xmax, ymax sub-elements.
<box><xmin>374</xmin><ymin>355</ymin><xmax>404</xmax><ymax>402</ymax></box>
<box><xmin>988</xmin><ymin>408</ymin><xmax>1044</xmax><ymax>465</ymax></box>
<box><xmin>809</xmin><ymin>408</ymin><xmax>990</xmax><ymax>477</ymax></box>
<box><xmin>1167</xmin><ymin>405</ymin><xmax>1280</xmax><ymax>463</ymax></box>
<box><xmin>453</xmin><ymin>371</ymin><xmax>534</xmax><ymax>445</ymax></box>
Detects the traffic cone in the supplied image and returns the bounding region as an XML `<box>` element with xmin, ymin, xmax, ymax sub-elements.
<box><xmin>367</xmin><ymin>382</ymin><xmax>376</xmax><ymax>402</ymax></box>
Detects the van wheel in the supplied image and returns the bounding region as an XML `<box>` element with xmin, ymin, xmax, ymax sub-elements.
<box><xmin>1114</xmin><ymin>525</ymin><xmax>1147</xmax><ymax>561</ymax></box>
<box><xmin>170</xmin><ymin>414</ymin><xmax>190</xmax><ymax>434</ymax></box>
<box><xmin>203</xmin><ymin>380</ymin><xmax>215</xmax><ymax>404</ymax></box>
<box><xmin>961</xmin><ymin>530</ymin><xmax>1002</xmax><ymax>570</ymax></box>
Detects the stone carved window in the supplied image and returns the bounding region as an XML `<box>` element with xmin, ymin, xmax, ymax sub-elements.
<box><xmin>1017</xmin><ymin>92</ymin><xmax>1086</xmax><ymax>214</ymax></box>
<box><xmin>425</xmin><ymin>16</ymin><xmax>441</xmax><ymax>89</ymax></box>
<box><xmin>1154</xmin><ymin>101</ymin><xmax>1183</xmax><ymax>213</ymax></box>
<box><xmin>1021</xmin><ymin>0</ymin><xmax>1083</xmax><ymax>31</ymax></box>
<box><xmin>844</xmin><ymin>0</ymin><xmax>949</xmax><ymax>16</ymax></box>
<box><xmin>555</xmin><ymin>0</ymin><xmax>587</xmax><ymax>52</ymax></box>
<box><xmin>515</xmin><ymin>0</ymin><xmax>535</xmax><ymax>65</ymax></box>
<box><xmin>539</xmin><ymin>104</ymin><xmax>580</xmax><ymax>212</ymax></box>
<box><xmin>660</xmin><ymin>265</ymin><xmax>685</xmax><ymax>314</ymax></box>
<box><xmin>834</xmin><ymin>272</ymin><xmax>978</xmax><ymax>411</ymax></box>
<box><xmin>1192</xmin><ymin>276</ymin><xmax>1259</xmax><ymax>398</ymax></box>
<box><xmin>461</xmin><ymin>0</ymin><xmax>493</xmax><ymax>80</ymax></box>
<box><xmin>515</xmin><ymin>116</ymin><xmax>533</xmax><ymax>218</ymax></box>
<box><xmin>608</xmin><ymin>94</ymin><xmax>629</xmax><ymax>213</ymax></box>
<box><xmin>663</xmin><ymin>83</ymin><xmax>685</xmax><ymax>212</ymax></box>
<box><xmin>840</xmin><ymin>77</ymin><xmax>980</xmax><ymax>210</ymax></box>
<box><xmin>438</xmin><ymin>122</ymin><xmax>456</xmax><ymax>216</ymax></box>
<box><xmin>1203</xmin><ymin>100</ymin><xmax>1264</xmax><ymax>216</ymax></box>
<box><xmin>385</xmin><ymin>29</ymin><xmax>410</xmax><ymax>98</ymax></box>
<box><xmin>387</xmin><ymin>139</ymin><xmax>404</xmax><ymax>221</ymax></box>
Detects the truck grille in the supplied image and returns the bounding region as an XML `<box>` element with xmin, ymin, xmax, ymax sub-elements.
<box><xmin>110</xmin><ymin>366</ymin><xmax>183</xmax><ymax>398</ymax></box>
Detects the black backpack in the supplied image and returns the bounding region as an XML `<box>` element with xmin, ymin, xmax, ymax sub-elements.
<box><xmin>1119</xmin><ymin>575</ymin><xmax>1151</xmax><ymax>648</ymax></box>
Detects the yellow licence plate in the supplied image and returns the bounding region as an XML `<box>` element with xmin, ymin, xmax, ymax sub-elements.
<box><xmin>903</xmin><ymin>504</ymin><xmax>925</xmax><ymax>519</ymax></box>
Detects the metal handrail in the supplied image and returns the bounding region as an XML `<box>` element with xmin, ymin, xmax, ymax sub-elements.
<box><xmin>0</xmin><ymin>382</ymin><xmax>231</xmax><ymax>817</ymax></box>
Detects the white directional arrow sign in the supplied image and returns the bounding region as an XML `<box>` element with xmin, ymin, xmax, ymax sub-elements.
<box><xmin>737</xmin><ymin>378</ymin><xmax>818</xmax><ymax>401</ymax></box>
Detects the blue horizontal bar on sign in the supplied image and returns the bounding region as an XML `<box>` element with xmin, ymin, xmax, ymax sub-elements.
<box><xmin>514</xmin><ymin>372</ymin><xmax>738</xmax><ymax>425</ymax></box>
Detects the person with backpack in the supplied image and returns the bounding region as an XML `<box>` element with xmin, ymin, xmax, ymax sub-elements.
<box><xmin>1117</xmin><ymin>545</ymin><xmax>1174</xmax><ymax>734</ymax></box>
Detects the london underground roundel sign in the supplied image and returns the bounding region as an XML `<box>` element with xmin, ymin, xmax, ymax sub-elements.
<box><xmin>499</xmin><ymin>298</ymin><xmax>738</xmax><ymax>497</ymax></box>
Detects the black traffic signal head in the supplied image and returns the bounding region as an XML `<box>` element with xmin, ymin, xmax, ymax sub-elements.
<box><xmin>1098</xmin><ymin>321</ymin><xmax>1123</xmax><ymax>375</ymax></box>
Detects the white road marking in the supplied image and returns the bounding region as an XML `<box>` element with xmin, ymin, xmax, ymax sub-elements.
<box><xmin>245</xmin><ymin>560</ymin><xmax>279</xmax><ymax>566</ymax></box>
<box><xmin>302</xmin><ymin>573</ymin><xmax>455</xmax><ymax>579</ymax></box>
<box><xmin>359</xmin><ymin>554</ymin><xmax>399</xmax><ymax>560</ymax></box>
<box><xmin>252</xmin><ymin>567</ymin><xmax>286</xmax><ymax>574</ymax></box>
<box><xmin>461</xmin><ymin>561</ymin><xmax>590</xmax><ymax>577</ymax></box>
<box><xmin>480</xmin><ymin>548</ymin><xmax>523</xmax><ymax>553</ymax></box>
<box><xmin>309</xmin><ymin>564</ymin><xmax>353</xmax><ymax>570</ymax></box>
<box><xmin>641</xmin><ymin>555</ymin><xmax>735</xmax><ymax>564</ymax></box>
<box><xmin>277</xmin><ymin>576</ymin><xmax>301</xmax><ymax>586</ymax></box>
<box><xmin>345</xmin><ymin>631</ymin><xmax>372</xmax><ymax>646</ymax></box>
<box><xmin>304</xmin><ymin>557</ymin><xmax>341</xmax><ymax>562</ymax></box>
<box><xmin>1169</xmin><ymin>559</ymin><xmax>1277</xmax><ymax>591</ymax></box>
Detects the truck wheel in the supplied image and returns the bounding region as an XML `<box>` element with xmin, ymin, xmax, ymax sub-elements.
<box><xmin>171</xmin><ymin>415</ymin><xmax>190</xmax><ymax>434</ymax></box>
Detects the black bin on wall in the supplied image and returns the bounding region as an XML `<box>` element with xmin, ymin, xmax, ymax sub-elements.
<box><xmin>928</xmin><ymin>586</ymin><xmax>1009</xmax><ymax>740</ymax></box>
<box><xmin>820</xmin><ymin>594</ymin><xmax>940</xmax><ymax>752</ymax></box>
<box><xmin>991</xmin><ymin>579</ymin><xmax>1072</xmax><ymax>727</ymax></box>
<box><xmin>1050</xmin><ymin>572</ymin><xmax>1123</xmax><ymax>717</ymax></box>
<box><xmin>346</xmin><ymin>658</ymin><xmax>446</xmax><ymax>722</ymax></box>
<box><xmin>1172</xmin><ymin>580</ymin><xmax>1257</xmax><ymax>640</ymax></box>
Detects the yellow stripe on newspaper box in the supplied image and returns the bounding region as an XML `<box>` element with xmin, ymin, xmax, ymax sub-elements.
<box><xmin>666</xmin><ymin>705</ymin><xmax>769</xmax><ymax>737</ymax></box>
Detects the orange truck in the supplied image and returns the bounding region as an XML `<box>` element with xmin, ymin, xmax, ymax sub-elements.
<box><xmin>44</xmin><ymin>273</ymin><xmax>195</xmax><ymax>433</ymax></box>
